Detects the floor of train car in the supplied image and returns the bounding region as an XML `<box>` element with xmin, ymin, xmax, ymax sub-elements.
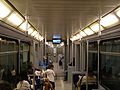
<box><xmin>54</xmin><ymin>63</ymin><xmax>72</xmax><ymax>90</ymax></box>
<box><xmin>55</xmin><ymin>77</ymin><xmax>72</xmax><ymax>90</ymax></box>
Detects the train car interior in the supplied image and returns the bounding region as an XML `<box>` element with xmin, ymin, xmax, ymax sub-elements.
<box><xmin>0</xmin><ymin>0</ymin><xmax>120</xmax><ymax>90</ymax></box>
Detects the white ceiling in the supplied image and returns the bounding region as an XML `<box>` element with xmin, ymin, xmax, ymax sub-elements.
<box><xmin>8</xmin><ymin>0</ymin><xmax>120</xmax><ymax>40</ymax></box>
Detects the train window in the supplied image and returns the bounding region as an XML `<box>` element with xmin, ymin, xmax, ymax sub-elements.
<box><xmin>20</xmin><ymin>42</ymin><xmax>29</xmax><ymax>51</ymax></box>
<box><xmin>20</xmin><ymin>42</ymin><xmax>29</xmax><ymax>72</ymax></box>
<box><xmin>0</xmin><ymin>38</ymin><xmax>17</xmax><ymax>82</ymax></box>
<box><xmin>88</xmin><ymin>42</ymin><xmax>98</xmax><ymax>72</ymax></box>
<box><xmin>89</xmin><ymin>42</ymin><xmax>98</xmax><ymax>51</ymax></box>
<box><xmin>88</xmin><ymin>52</ymin><xmax>98</xmax><ymax>71</ymax></box>
<box><xmin>100</xmin><ymin>39</ymin><xmax>120</xmax><ymax>90</ymax></box>
<box><xmin>100</xmin><ymin>40</ymin><xmax>120</xmax><ymax>52</ymax></box>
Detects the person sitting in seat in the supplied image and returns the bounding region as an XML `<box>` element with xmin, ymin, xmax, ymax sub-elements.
<box><xmin>15</xmin><ymin>71</ymin><xmax>31</xmax><ymax>90</ymax></box>
<box><xmin>77</xmin><ymin>68</ymin><xmax>97</xmax><ymax>90</ymax></box>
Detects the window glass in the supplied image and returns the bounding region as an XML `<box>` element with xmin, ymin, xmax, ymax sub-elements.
<box><xmin>100</xmin><ymin>39</ymin><xmax>120</xmax><ymax>90</ymax></box>
<box><xmin>20</xmin><ymin>42</ymin><xmax>29</xmax><ymax>72</ymax></box>
<box><xmin>0</xmin><ymin>38</ymin><xmax>17</xmax><ymax>82</ymax></box>
<box><xmin>100</xmin><ymin>40</ymin><xmax>120</xmax><ymax>52</ymax></box>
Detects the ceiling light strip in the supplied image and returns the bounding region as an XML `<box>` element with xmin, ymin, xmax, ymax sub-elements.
<box><xmin>0</xmin><ymin>0</ymin><xmax>44</xmax><ymax>41</ymax></box>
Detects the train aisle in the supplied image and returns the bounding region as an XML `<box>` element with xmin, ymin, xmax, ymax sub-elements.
<box><xmin>55</xmin><ymin>77</ymin><xmax>72</xmax><ymax>90</ymax></box>
<box><xmin>54</xmin><ymin>63</ymin><xmax>72</xmax><ymax>90</ymax></box>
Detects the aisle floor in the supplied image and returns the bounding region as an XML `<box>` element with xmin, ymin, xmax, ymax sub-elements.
<box><xmin>53</xmin><ymin>62</ymin><xmax>72</xmax><ymax>90</ymax></box>
<box><xmin>55</xmin><ymin>77</ymin><xmax>72</xmax><ymax>90</ymax></box>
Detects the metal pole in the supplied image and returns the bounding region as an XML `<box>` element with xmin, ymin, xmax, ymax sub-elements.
<box><xmin>83</xmin><ymin>42</ymin><xmax>86</xmax><ymax>71</ymax></box>
<box><xmin>44</xmin><ymin>34</ymin><xmax>46</xmax><ymax>56</ymax></box>
<box><xmin>80</xmin><ymin>41</ymin><xmax>82</xmax><ymax>71</ymax></box>
<box><xmin>72</xmin><ymin>41</ymin><xmax>73</xmax><ymax>66</ymax></box>
<box><xmin>25</xmin><ymin>0</ymin><xmax>29</xmax><ymax>34</ymax></box>
<box><xmin>97</xmin><ymin>40</ymin><xmax>100</xmax><ymax>88</ymax></box>
<box><xmin>41</xmin><ymin>41</ymin><xmax>44</xmax><ymax>60</ymax></box>
<box><xmin>86</xmin><ymin>40</ymin><xmax>89</xmax><ymax>90</ymax></box>
<box><xmin>18</xmin><ymin>40</ymin><xmax>20</xmax><ymax>74</ymax></box>
<box><xmin>98</xmin><ymin>2</ymin><xmax>102</xmax><ymax>87</ymax></box>
<box><xmin>75</xmin><ymin>44</ymin><xmax>77</xmax><ymax>70</ymax></box>
<box><xmin>81</xmin><ymin>42</ymin><xmax>84</xmax><ymax>71</ymax></box>
<box><xmin>79</xmin><ymin>42</ymin><xmax>81</xmax><ymax>71</ymax></box>
<box><xmin>33</xmin><ymin>41</ymin><xmax>36</xmax><ymax>90</ymax></box>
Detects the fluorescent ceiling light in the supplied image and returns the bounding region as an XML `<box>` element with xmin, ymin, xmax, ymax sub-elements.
<box><xmin>38</xmin><ymin>35</ymin><xmax>43</xmax><ymax>40</ymax></box>
<box><xmin>28</xmin><ymin>28</ymin><xmax>34</xmax><ymax>34</ymax></box>
<box><xmin>71</xmin><ymin>36</ymin><xmax>78</xmax><ymax>41</ymax></box>
<box><xmin>70</xmin><ymin>37</ymin><xmax>74</xmax><ymax>41</ymax></box>
<box><xmin>39</xmin><ymin>36</ymin><xmax>44</xmax><ymax>41</ymax></box>
<box><xmin>80</xmin><ymin>31</ymin><xmax>87</xmax><ymax>37</ymax></box>
<box><xmin>76</xmin><ymin>34</ymin><xmax>80</xmax><ymax>40</ymax></box>
<box><xmin>34</xmin><ymin>33</ymin><xmax>39</xmax><ymax>39</ymax></box>
<box><xmin>38</xmin><ymin>35</ymin><xmax>42</xmax><ymax>40</ymax></box>
<box><xmin>31</xmin><ymin>30</ymin><xmax>37</xmax><ymax>36</ymax></box>
<box><xmin>70</xmin><ymin>34</ymin><xmax>79</xmax><ymax>41</ymax></box>
<box><xmin>90</xmin><ymin>22</ymin><xmax>104</xmax><ymax>32</ymax></box>
<box><xmin>84</xmin><ymin>28</ymin><xmax>94</xmax><ymax>35</ymax></box>
<box><xmin>19</xmin><ymin>21</ymin><xmax>30</xmax><ymax>31</ymax></box>
<box><xmin>73</xmin><ymin>36</ymin><xmax>77</xmax><ymax>41</ymax></box>
<box><xmin>100</xmin><ymin>14</ymin><xmax>119</xmax><ymax>27</ymax></box>
<box><xmin>115</xmin><ymin>8</ymin><xmax>120</xmax><ymax>17</ymax></box>
<box><xmin>7</xmin><ymin>12</ymin><xmax>24</xmax><ymax>26</ymax></box>
<box><xmin>0</xmin><ymin>2</ymin><xmax>11</xmax><ymax>18</ymax></box>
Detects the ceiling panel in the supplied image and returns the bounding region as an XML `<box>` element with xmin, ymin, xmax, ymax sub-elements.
<box><xmin>8</xmin><ymin>0</ymin><xmax>120</xmax><ymax>40</ymax></box>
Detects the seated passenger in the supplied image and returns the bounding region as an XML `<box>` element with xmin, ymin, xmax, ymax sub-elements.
<box><xmin>15</xmin><ymin>71</ymin><xmax>31</xmax><ymax>90</ymax></box>
<box><xmin>77</xmin><ymin>69</ymin><xmax>97</xmax><ymax>90</ymax></box>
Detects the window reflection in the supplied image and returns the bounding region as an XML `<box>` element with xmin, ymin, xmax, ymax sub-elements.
<box><xmin>100</xmin><ymin>39</ymin><xmax>120</xmax><ymax>90</ymax></box>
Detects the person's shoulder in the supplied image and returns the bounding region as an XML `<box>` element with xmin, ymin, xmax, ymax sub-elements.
<box><xmin>46</xmin><ymin>69</ymin><xmax>53</xmax><ymax>72</ymax></box>
<box><xmin>22</xmin><ymin>80</ymin><xmax>30</xmax><ymax>86</ymax></box>
<box><xmin>23</xmin><ymin>80</ymin><xmax>29</xmax><ymax>83</ymax></box>
<box><xmin>50</xmin><ymin>69</ymin><xmax>55</xmax><ymax>72</ymax></box>
<box><xmin>44</xmin><ymin>69</ymin><xmax>49</xmax><ymax>72</ymax></box>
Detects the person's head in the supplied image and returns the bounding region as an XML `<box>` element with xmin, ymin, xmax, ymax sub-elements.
<box><xmin>0</xmin><ymin>80</ymin><xmax>13</xmax><ymax>90</ymax></box>
<box><xmin>47</xmin><ymin>64</ymin><xmax>54</xmax><ymax>69</ymax></box>
<box><xmin>19</xmin><ymin>71</ymin><xmax>28</xmax><ymax>81</ymax></box>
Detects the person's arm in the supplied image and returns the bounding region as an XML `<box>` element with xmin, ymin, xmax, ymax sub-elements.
<box><xmin>77</xmin><ymin>78</ymin><xmax>80</xmax><ymax>87</ymax></box>
<box><xmin>77</xmin><ymin>75</ymin><xmax>84</xmax><ymax>87</ymax></box>
<box><xmin>52</xmin><ymin>70</ymin><xmax>55</xmax><ymax>76</ymax></box>
<box><xmin>16</xmin><ymin>82</ymin><xmax>21</xmax><ymax>89</ymax></box>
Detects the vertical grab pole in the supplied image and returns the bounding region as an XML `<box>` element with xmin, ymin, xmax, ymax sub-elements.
<box><xmin>97</xmin><ymin>40</ymin><xmax>100</xmax><ymax>88</ymax></box>
<box><xmin>75</xmin><ymin>44</ymin><xmax>77</xmax><ymax>70</ymax></box>
<box><xmin>98</xmin><ymin>2</ymin><xmax>101</xmax><ymax>87</ymax></box>
<box><xmin>79</xmin><ymin>41</ymin><xmax>81</xmax><ymax>71</ymax></box>
<box><xmin>33</xmin><ymin>41</ymin><xmax>36</xmax><ymax>90</ymax></box>
<box><xmin>81</xmin><ymin>42</ymin><xmax>84</xmax><ymax>72</ymax></box>
<box><xmin>72</xmin><ymin>41</ymin><xmax>73</xmax><ymax>66</ymax></box>
<box><xmin>44</xmin><ymin>34</ymin><xmax>46</xmax><ymax>56</ymax></box>
<box><xmin>18</xmin><ymin>40</ymin><xmax>20</xmax><ymax>74</ymax></box>
<box><xmin>86</xmin><ymin>40</ymin><xmax>89</xmax><ymax>90</ymax></box>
